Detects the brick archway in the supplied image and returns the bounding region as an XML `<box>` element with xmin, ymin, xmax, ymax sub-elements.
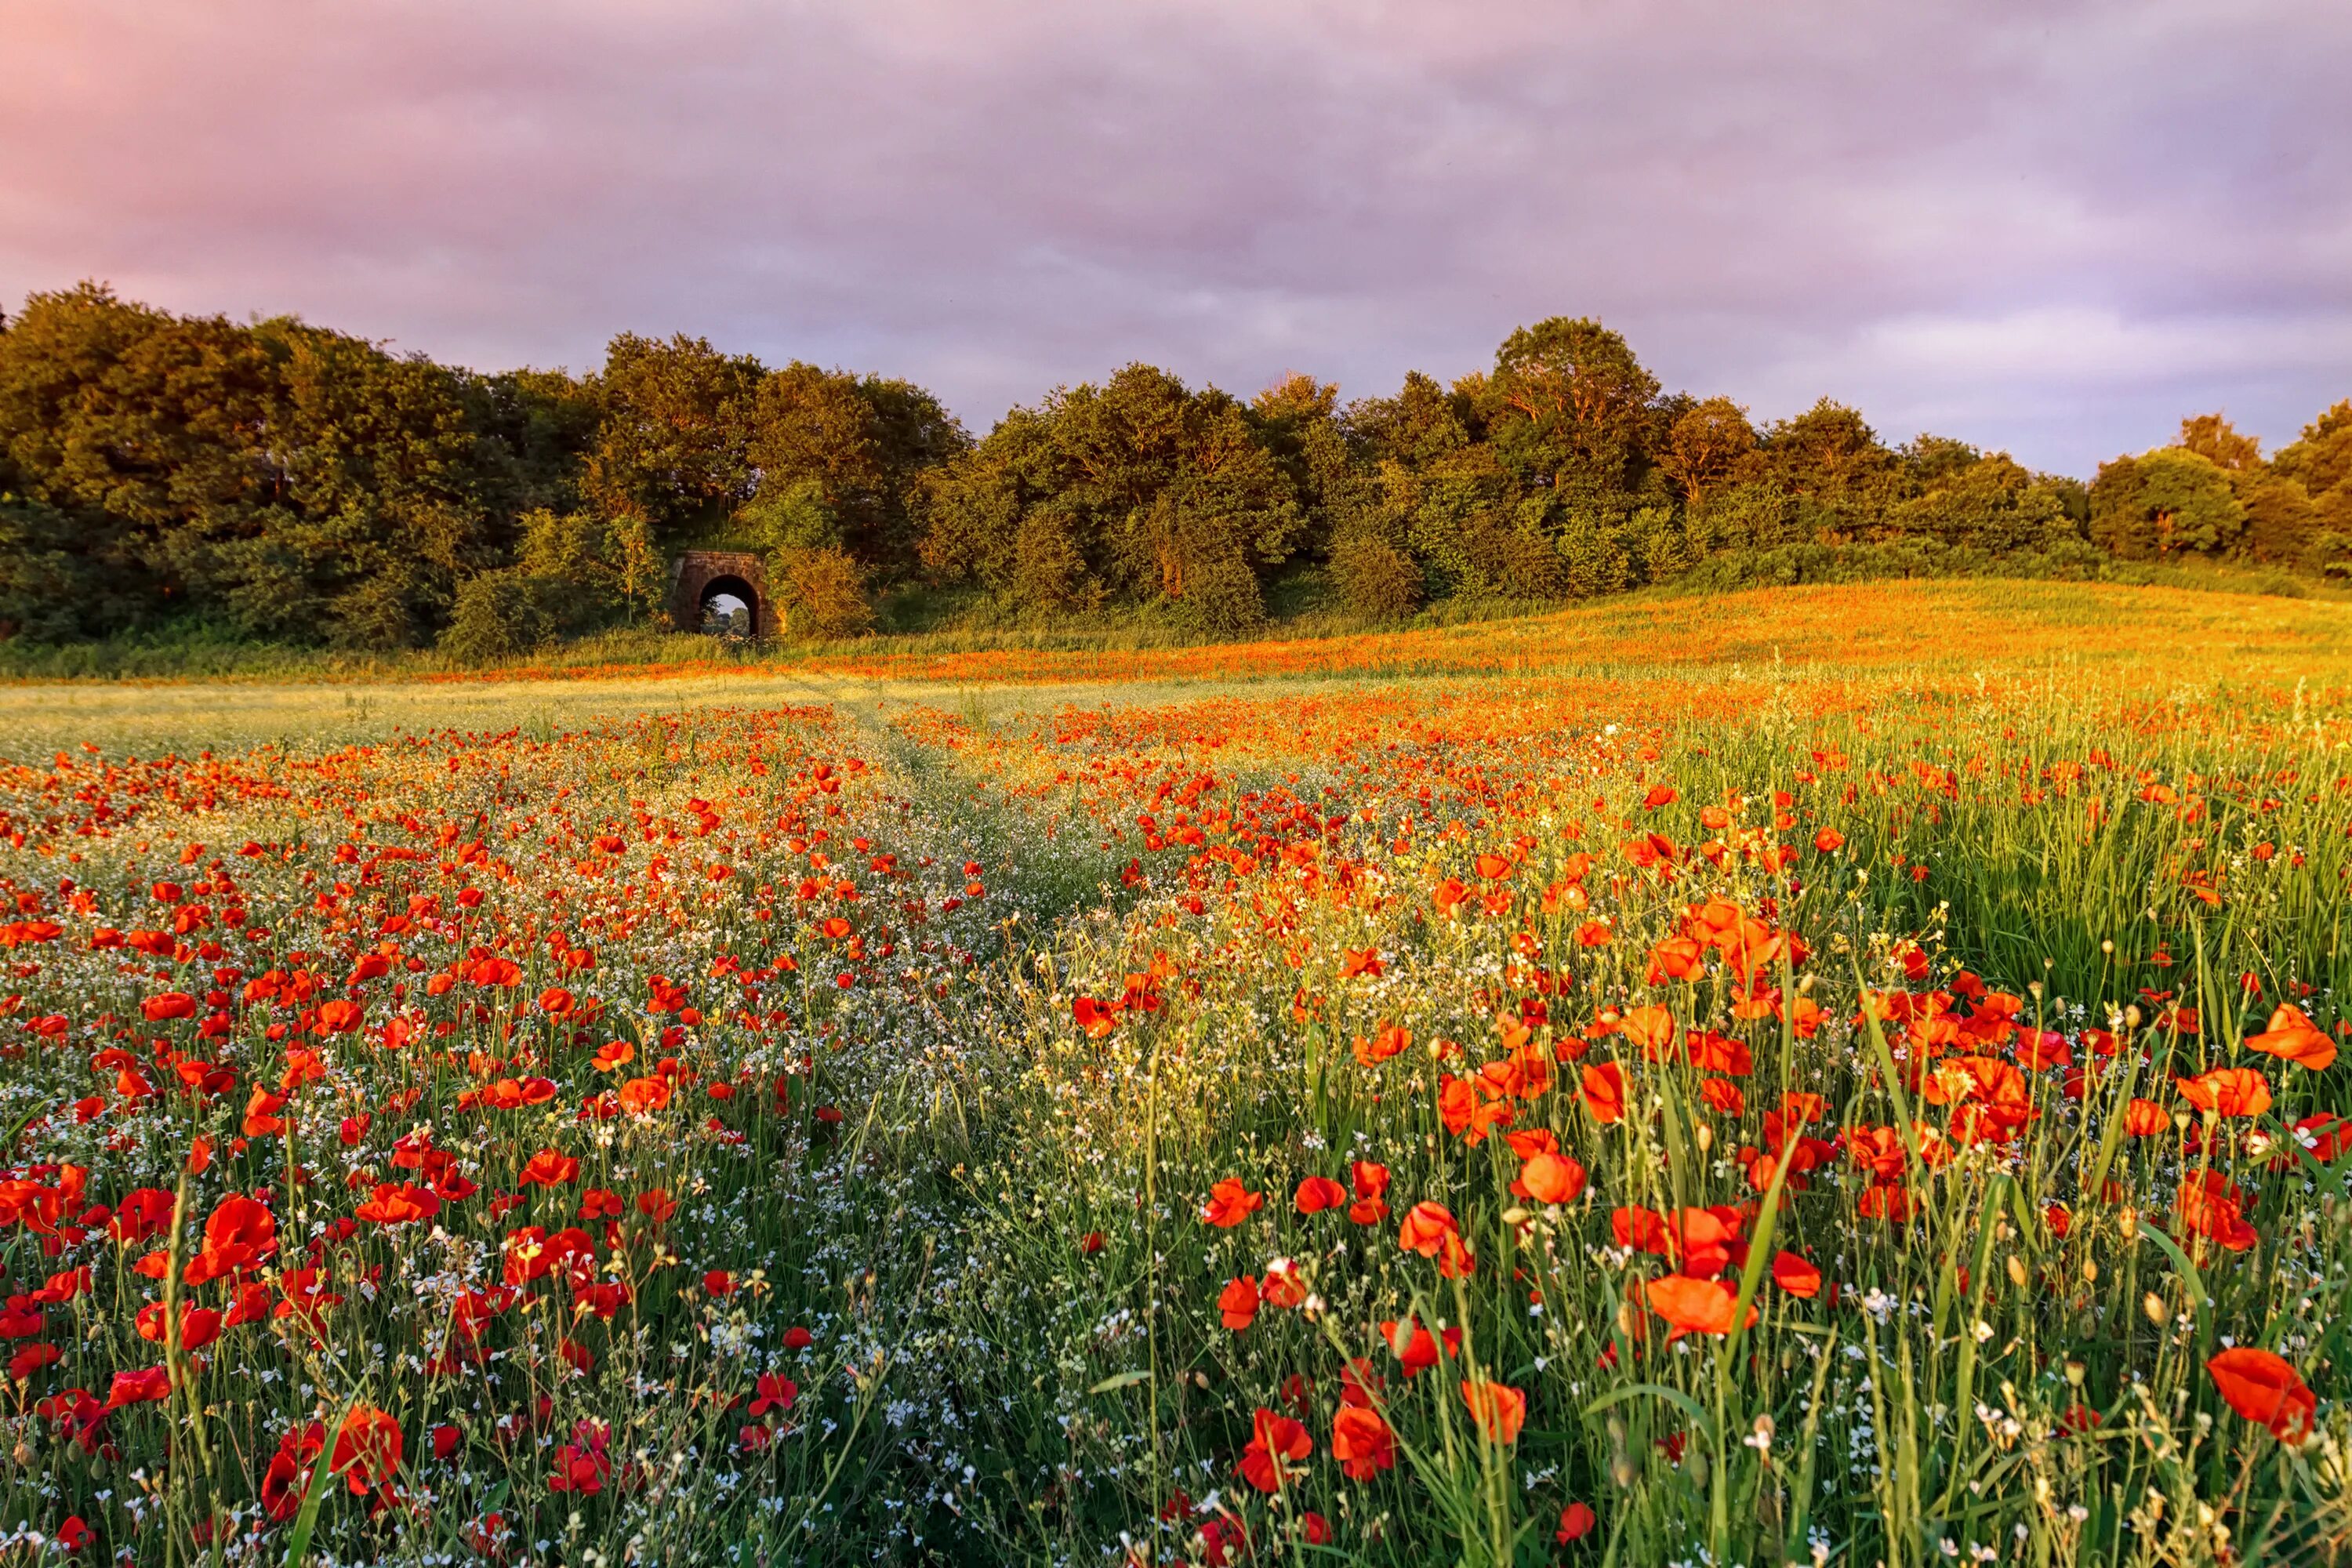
<box><xmin>670</xmin><ymin>550</ymin><xmax>770</xmax><ymax>636</ymax></box>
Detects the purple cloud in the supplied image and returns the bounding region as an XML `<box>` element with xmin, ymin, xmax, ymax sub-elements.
<box><xmin>3</xmin><ymin>0</ymin><xmax>2346</xmax><ymax>473</ymax></box>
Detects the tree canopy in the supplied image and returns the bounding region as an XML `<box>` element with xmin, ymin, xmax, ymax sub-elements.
<box><xmin>1</xmin><ymin>286</ymin><xmax>2341</xmax><ymax>650</ymax></box>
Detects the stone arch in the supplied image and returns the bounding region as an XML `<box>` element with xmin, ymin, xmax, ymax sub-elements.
<box><xmin>670</xmin><ymin>550</ymin><xmax>771</xmax><ymax>637</ymax></box>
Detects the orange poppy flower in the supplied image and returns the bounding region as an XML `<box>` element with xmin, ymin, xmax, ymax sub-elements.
<box><xmin>2176</xmin><ymin>1067</ymin><xmax>2271</xmax><ymax>1119</ymax></box>
<box><xmin>1261</xmin><ymin>1259</ymin><xmax>1309</xmax><ymax>1308</ymax></box>
<box><xmin>1642</xmin><ymin>1274</ymin><xmax>1756</xmax><ymax>1338</ymax></box>
<box><xmin>1514</xmin><ymin>1151</ymin><xmax>1588</xmax><ymax>1206</ymax></box>
<box><xmin>2176</xmin><ymin>1170</ymin><xmax>2259</xmax><ymax>1252</ymax></box>
<box><xmin>1397</xmin><ymin>1201</ymin><xmax>1459</xmax><ymax>1258</ymax></box>
<box><xmin>2246</xmin><ymin>1004</ymin><xmax>2336</xmax><ymax>1071</ymax></box>
<box><xmin>1352</xmin><ymin>1022</ymin><xmax>1410</xmax><ymax>1067</ymax></box>
<box><xmin>1461</xmin><ymin>1379</ymin><xmax>1526</xmax><ymax>1443</ymax></box>
<box><xmin>1581</xmin><ymin>1062</ymin><xmax>1628</xmax><ymax>1123</ymax></box>
<box><xmin>1330</xmin><ymin>1405</ymin><xmax>1396</xmax><ymax>1479</ymax></box>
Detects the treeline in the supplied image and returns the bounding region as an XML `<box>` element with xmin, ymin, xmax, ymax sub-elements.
<box><xmin>2</xmin><ymin>282</ymin><xmax>2347</xmax><ymax>652</ymax></box>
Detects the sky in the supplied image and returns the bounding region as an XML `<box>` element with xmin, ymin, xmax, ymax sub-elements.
<box><xmin>3</xmin><ymin>0</ymin><xmax>2347</xmax><ymax>476</ymax></box>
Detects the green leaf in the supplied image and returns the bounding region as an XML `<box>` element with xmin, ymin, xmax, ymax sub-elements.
<box><xmin>1088</xmin><ymin>1370</ymin><xmax>1152</xmax><ymax>1395</ymax></box>
<box><xmin>1583</xmin><ymin>1381</ymin><xmax>1716</xmax><ymax>1442</ymax></box>
<box><xmin>2136</xmin><ymin>1224</ymin><xmax>2209</xmax><ymax>1313</ymax></box>
<box><xmin>282</xmin><ymin>1396</ymin><xmax>358</xmax><ymax>1568</ymax></box>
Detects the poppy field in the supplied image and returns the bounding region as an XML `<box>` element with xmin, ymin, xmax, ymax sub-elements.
<box><xmin>1</xmin><ymin>582</ymin><xmax>2350</xmax><ymax>1566</ymax></box>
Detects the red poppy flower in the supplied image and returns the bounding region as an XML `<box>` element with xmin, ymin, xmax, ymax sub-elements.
<box><xmin>1770</xmin><ymin>1251</ymin><xmax>1822</xmax><ymax>1298</ymax></box>
<box><xmin>1294</xmin><ymin>1175</ymin><xmax>1347</xmax><ymax>1214</ymax></box>
<box><xmin>519</xmin><ymin>1149</ymin><xmax>581</xmax><ymax>1187</ymax></box>
<box><xmin>1238</xmin><ymin>1406</ymin><xmax>1312</xmax><ymax>1492</ymax></box>
<box><xmin>749</xmin><ymin>1373</ymin><xmax>798</xmax><ymax>1417</ymax></box>
<box><xmin>1218</xmin><ymin>1276</ymin><xmax>1261</xmax><ymax>1331</ymax></box>
<box><xmin>355</xmin><ymin>1183</ymin><xmax>441</xmax><ymax>1225</ymax></box>
<box><xmin>1581</xmin><ymin>1062</ymin><xmax>1628</xmax><ymax>1123</ymax></box>
<box><xmin>332</xmin><ymin>1405</ymin><xmax>404</xmax><ymax>1495</ymax></box>
<box><xmin>1201</xmin><ymin>1178</ymin><xmax>1264</xmax><ymax>1228</ymax></box>
<box><xmin>2207</xmin><ymin>1347</ymin><xmax>2315</xmax><ymax>1441</ymax></box>
<box><xmin>186</xmin><ymin>1194</ymin><xmax>276</xmax><ymax>1285</ymax></box>
<box><xmin>105</xmin><ymin>1366</ymin><xmax>172</xmax><ymax>1408</ymax></box>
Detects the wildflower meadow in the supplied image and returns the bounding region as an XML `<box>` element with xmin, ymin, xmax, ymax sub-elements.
<box><xmin>1</xmin><ymin>580</ymin><xmax>2348</xmax><ymax>1567</ymax></box>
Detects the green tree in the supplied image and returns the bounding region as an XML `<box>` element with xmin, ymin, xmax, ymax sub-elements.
<box><xmin>1888</xmin><ymin>452</ymin><xmax>2082</xmax><ymax>554</ymax></box>
<box><xmin>1486</xmin><ymin>317</ymin><xmax>1661</xmax><ymax>495</ymax></box>
<box><xmin>1760</xmin><ymin>400</ymin><xmax>1900</xmax><ymax>536</ymax></box>
<box><xmin>916</xmin><ymin>364</ymin><xmax>1301</xmax><ymax>625</ymax></box>
<box><xmin>2274</xmin><ymin>401</ymin><xmax>2352</xmax><ymax>495</ymax></box>
<box><xmin>2176</xmin><ymin>412</ymin><xmax>2262</xmax><ymax>473</ymax></box>
<box><xmin>584</xmin><ymin>333</ymin><xmax>761</xmax><ymax>550</ymax></box>
<box><xmin>1656</xmin><ymin>396</ymin><xmax>1757</xmax><ymax>507</ymax></box>
<box><xmin>746</xmin><ymin>363</ymin><xmax>960</xmax><ymax>572</ymax></box>
<box><xmin>2089</xmin><ymin>448</ymin><xmax>2246</xmax><ymax>558</ymax></box>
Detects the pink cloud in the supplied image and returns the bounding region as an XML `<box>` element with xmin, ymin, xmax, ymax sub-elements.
<box><xmin>3</xmin><ymin>0</ymin><xmax>2346</xmax><ymax>471</ymax></box>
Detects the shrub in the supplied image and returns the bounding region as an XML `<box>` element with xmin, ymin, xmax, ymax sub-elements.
<box><xmin>1163</xmin><ymin>550</ymin><xmax>1266</xmax><ymax>633</ymax></box>
<box><xmin>775</xmin><ymin>545</ymin><xmax>875</xmax><ymax>639</ymax></box>
<box><xmin>439</xmin><ymin>569</ymin><xmax>554</xmax><ymax>663</ymax></box>
<box><xmin>1328</xmin><ymin>534</ymin><xmax>1424</xmax><ymax>618</ymax></box>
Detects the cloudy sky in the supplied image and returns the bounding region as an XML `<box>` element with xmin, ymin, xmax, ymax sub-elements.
<box><xmin>4</xmin><ymin>0</ymin><xmax>2347</xmax><ymax>474</ymax></box>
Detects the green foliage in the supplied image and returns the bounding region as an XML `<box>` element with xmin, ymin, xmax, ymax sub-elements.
<box><xmin>582</xmin><ymin>332</ymin><xmax>760</xmax><ymax>541</ymax></box>
<box><xmin>1886</xmin><ymin>453</ymin><xmax>2083</xmax><ymax>554</ymax></box>
<box><xmin>916</xmin><ymin>364</ymin><xmax>1300</xmax><ymax>625</ymax></box>
<box><xmin>1328</xmin><ymin>532</ymin><xmax>1425</xmax><ymax>619</ymax></box>
<box><xmin>1759</xmin><ymin>398</ymin><xmax>1903</xmax><ymax>534</ymax></box>
<box><xmin>2</xmin><ymin>283</ymin><xmax>2346</xmax><ymax>660</ymax></box>
<box><xmin>1657</xmin><ymin>396</ymin><xmax>1758</xmax><ymax>506</ymax></box>
<box><xmin>2090</xmin><ymin>448</ymin><xmax>2246</xmax><ymax>558</ymax></box>
<box><xmin>772</xmin><ymin>544</ymin><xmax>876</xmax><ymax>638</ymax></box>
<box><xmin>0</xmin><ymin>283</ymin><xmax>597</xmax><ymax>648</ymax></box>
<box><xmin>1486</xmin><ymin>316</ymin><xmax>1661</xmax><ymax>493</ymax></box>
<box><xmin>2275</xmin><ymin>400</ymin><xmax>2352</xmax><ymax>494</ymax></box>
<box><xmin>738</xmin><ymin>477</ymin><xmax>844</xmax><ymax>554</ymax></box>
<box><xmin>437</xmin><ymin>568</ymin><xmax>556</xmax><ymax>662</ymax></box>
<box><xmin>514</xmin><ymin>509</ymin><xmax>637</xmax><ymax>633</ymax></box>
